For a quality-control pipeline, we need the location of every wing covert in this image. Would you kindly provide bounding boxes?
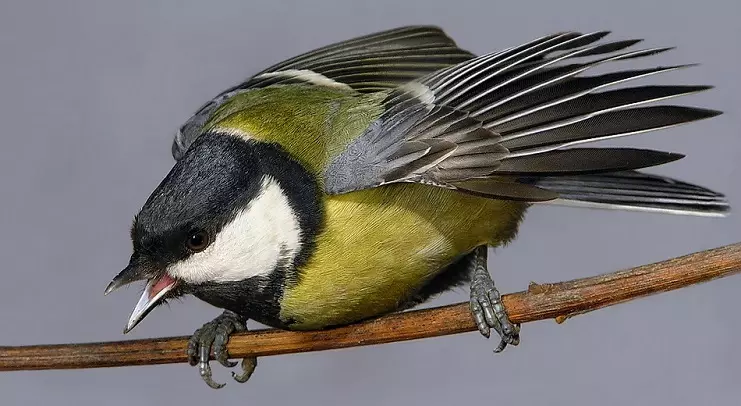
[173,26,474,160]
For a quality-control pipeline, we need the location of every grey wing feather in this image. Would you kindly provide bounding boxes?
[324,30,727,215]
[499,106,719,156]
[172,26,474,160]
[324,98,459,193]
[529,171,730,216]
[477,65,696,130]
[495,148,684,175]
[490,85,710,134]
[249,25,472,89]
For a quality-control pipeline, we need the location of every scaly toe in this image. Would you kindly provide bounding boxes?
[469,298,491,338]
[213,322,238,368]
[187,311,250,389]
[187,332,200,366]
[198,340,226,389]
[470,278,519,352]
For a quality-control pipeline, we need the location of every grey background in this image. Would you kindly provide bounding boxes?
[0,1,739,405]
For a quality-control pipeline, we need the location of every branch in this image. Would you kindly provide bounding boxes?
[2,242,740,372]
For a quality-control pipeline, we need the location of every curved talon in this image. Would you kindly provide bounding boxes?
[214,349,237,368]
[218,357,238,368]
[232,357,258,383]
[198,342,225,389]
[198,358,225,389]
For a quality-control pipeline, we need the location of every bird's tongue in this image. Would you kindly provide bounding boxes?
[149,274,176,300]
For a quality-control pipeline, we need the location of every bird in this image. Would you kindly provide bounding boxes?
[104,26,730,388]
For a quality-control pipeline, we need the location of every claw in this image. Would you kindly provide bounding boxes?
[468,246,521,353]
[197,342,225,389]
[199,359,226,389]
[493,339,508,353]
[218,357,238,368]
[232,357,258,383]
[186,310,257,388]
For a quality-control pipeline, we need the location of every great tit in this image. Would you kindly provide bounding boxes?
[104,26,730,388]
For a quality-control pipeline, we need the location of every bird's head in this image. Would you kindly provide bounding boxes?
[105,132,322,333]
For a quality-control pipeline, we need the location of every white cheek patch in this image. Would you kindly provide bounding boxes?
[167,175,302,284]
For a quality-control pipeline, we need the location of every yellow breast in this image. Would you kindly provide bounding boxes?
[280,183,527,329]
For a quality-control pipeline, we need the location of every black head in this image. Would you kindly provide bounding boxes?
[105,131,322,332]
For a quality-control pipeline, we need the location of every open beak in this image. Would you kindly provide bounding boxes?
[105,263,178,334]
[123,274,177,333]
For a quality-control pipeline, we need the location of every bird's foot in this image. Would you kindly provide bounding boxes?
[186,310,257,389]
[469,246,520,353]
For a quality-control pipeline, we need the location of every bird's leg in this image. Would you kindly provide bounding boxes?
[468,245,521,352]
[186,310,258,389]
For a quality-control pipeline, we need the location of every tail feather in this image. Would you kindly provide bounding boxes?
[528,171,730,217]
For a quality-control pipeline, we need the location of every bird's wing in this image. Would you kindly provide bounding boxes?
[243,25,474,92]
[323,30,728,215]
[173,26,474,159]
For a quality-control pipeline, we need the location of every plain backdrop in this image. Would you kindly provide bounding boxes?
[0,1,739,405]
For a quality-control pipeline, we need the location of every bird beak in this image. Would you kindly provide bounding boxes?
[105,263,178,334]
[123,274,177,334]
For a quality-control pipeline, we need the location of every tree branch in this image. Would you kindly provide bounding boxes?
[2,242,740,372]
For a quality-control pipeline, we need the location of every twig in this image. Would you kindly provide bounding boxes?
[1,242,740,372]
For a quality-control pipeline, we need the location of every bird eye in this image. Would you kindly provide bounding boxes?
[186,230,210,252]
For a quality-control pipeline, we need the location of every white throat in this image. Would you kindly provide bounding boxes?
[167,175,302,284]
